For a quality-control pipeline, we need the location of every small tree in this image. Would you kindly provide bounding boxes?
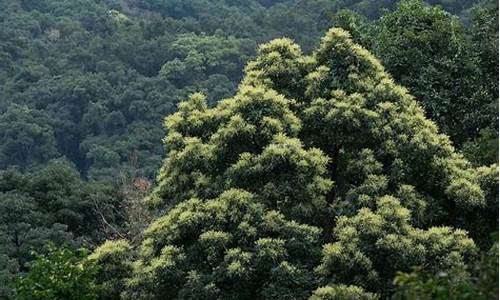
[16,245,98,300]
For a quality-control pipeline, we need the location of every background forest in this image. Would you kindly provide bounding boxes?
[0,0,498,299]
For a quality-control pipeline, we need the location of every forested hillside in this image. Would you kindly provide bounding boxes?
[0,0,491,179]
[0,0,498,299]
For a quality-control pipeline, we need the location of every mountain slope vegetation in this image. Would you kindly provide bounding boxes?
[92,26,496,299]
[0,0,497,299]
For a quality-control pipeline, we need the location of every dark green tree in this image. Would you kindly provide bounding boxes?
[0,160,123,296]
[373,0,498,156]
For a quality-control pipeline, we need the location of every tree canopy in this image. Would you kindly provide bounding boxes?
[87,26,498,299]
[0,0,497,299]
[332,0,499,165]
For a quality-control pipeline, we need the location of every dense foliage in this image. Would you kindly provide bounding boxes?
[332,0,499,165]
[89,26,496,299]
[0,0,497,299]
[393,238,499,299]
[0,160,123,299]
[0,0,489,179]
[16,245,98,300]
